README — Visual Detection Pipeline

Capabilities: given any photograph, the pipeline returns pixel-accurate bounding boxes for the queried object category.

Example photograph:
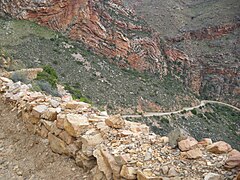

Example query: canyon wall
[0,0,239,107]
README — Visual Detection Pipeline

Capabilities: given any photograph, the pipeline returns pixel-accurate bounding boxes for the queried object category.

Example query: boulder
[207,141,232,154]
[81,131,104,156]
[178,136,198,151]
[48,133,68,155]
[204,173,222,180]
[64,114,89,137]
[186,148,202,159]
[93,149,113,180]
[225,149,240,169]
[167,128,189,148]
[105,114,125,129]
[120,165,137,180]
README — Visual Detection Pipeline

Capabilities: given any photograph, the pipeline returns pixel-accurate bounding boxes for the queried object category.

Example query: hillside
[0,17,198,114]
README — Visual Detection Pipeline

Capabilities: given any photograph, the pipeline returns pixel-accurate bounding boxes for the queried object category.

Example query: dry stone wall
[0,76,239,180]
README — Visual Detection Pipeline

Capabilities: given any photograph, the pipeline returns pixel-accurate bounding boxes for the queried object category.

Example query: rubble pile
[0,77,239,180]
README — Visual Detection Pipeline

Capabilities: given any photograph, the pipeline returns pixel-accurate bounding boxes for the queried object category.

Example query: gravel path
[0,99,88,180]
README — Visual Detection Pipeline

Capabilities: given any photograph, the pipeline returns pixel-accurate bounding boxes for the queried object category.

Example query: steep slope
[123,0,240,107]
[0,17,198,114]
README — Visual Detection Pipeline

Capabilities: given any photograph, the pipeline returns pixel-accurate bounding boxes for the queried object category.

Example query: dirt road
[122,100,240,118]
[0,99,87,180]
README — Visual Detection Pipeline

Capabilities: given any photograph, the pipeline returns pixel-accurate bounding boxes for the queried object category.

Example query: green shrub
[160,117,169,124]
[64,84,92,104]
[36,65,58,87]
[191,109,198,115]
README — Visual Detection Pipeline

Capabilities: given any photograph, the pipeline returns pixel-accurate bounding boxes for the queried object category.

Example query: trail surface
[0,99,87,180]
[122,100,240,118]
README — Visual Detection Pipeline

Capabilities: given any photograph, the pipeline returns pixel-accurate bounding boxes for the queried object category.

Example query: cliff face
[0,0,239,107]
[165,23,240,107]
[0,0,165,73]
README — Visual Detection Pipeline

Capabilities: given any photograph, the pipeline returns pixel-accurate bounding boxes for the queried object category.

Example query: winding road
[122,100,240,118]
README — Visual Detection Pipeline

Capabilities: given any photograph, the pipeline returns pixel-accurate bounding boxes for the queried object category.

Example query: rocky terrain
[0,74,240,180]
[0,1,239,179]
[0,98,88,180]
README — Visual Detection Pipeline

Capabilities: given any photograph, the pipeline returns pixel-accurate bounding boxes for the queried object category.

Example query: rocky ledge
[0,77,239,180]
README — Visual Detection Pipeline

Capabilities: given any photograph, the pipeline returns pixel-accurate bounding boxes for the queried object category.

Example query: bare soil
[0,99,88,180]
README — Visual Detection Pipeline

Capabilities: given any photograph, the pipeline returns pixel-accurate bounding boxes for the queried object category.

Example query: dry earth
[0,99,88,180]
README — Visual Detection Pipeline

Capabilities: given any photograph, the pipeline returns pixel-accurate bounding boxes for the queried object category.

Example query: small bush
[160,117,169,124]
[64,84,92,104]
[11,72,29,84]
[33,80,60,97]
[36,65,58,87]
[191,109,198,115]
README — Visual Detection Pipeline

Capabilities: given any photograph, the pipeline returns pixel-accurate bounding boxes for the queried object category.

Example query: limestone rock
[114,154,131,165]
[137,170,163,180]
[48,133,68,155]
[198,138,212,146]
[204,173,222,180]
[65,101,90,110]
[207,141,232,154]
[161,166,169,175]
[101,146,121,179]
[105,114,125,129]
[178,136,198,151]
[225,149,240,169]
[32,105,48,118]
[90,166,107,180]
[186,148,202,159]
[120,165,137,180]
[66,143,78,157]
[81,131,104,156]
[167,128,189,148]
[50,99,60,108]
[168,167,178,177]
[93,149,113,180]
[59,131,74,145]
[64,114,89,137]
[56,113,66,129]
[42,108,58,121]
[76,151,97,169]
[39,125,48,138]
